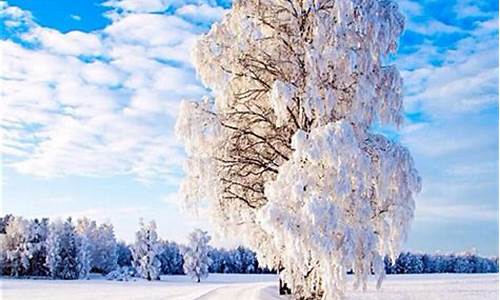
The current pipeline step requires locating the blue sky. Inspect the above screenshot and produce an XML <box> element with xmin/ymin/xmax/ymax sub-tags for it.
<box><xmin>1</xmin><ymin>0</ymin><xmax>498</xmax><ymax>254</ymax></box>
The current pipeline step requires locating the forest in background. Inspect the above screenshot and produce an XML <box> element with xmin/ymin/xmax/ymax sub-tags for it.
<box><xmin>1</xmin><ymin>214</ymin><xmax>497</xmax><ymax>280</ymax></box>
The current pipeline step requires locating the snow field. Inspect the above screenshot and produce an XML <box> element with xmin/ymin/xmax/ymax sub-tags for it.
<box><xmin>1</xmin><ymin>273</ymin><xmax>498</xmax><ymax>300</ymax></box>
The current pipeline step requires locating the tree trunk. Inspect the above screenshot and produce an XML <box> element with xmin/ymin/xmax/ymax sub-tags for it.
<box><xmin>279</xmin><ymin>278</ymin><xmax>291</xmax><ymax>295</ymax></box>
<box><xmin>278</xmin><ymin>264</ymin><xmax>291</xmax><ymax>295</ymax></box>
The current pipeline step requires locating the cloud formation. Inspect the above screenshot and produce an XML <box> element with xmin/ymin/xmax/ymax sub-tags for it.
<box><xmin>1</xmin><ymin>0</ymin><xmax>223</xmax><ymax>181</ymax></box>
<box><xmin>1</xmin><ymin>0</ymin><xmax>498</xmax><ymax>227</ymax></box>
<box><xmin>396</xmin><ymin>0</ymin><xmax>498</xmax><ymax>223</ymax></box>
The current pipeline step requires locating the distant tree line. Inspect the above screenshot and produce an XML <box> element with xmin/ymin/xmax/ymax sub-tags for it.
<box><xmin>384</xmin><ymin>251</ymin><xmax>498</xmax><ymax>274</ymax></box>
<box><xmin>1</xmin><ymin>215</ymin><xmax>497</xmax><ymax>280</ymax></box>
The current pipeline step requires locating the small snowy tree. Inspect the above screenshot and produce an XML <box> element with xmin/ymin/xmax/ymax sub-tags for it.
<box><xmin>131</xmin><ymin>219</ymin><xmax>161</xmax><ymax>281</ymax></box>
<box><xmin>176</xmin><ymin>0</ymin><xmax>421</xmax><ymax>298</ymax></box>
<box><xmin>46</xmin><ymin>218</ymin><xmax>81</xmax><ymax>279</ymax></box>
<box><xmin>182</xmin><ymin>229</ymin><xmax>211</xmax><ymax>282</ymax></box>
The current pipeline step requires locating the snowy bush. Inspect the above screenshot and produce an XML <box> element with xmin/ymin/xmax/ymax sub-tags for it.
<box><xmin>182</xmin><ymin>229</ymin><xmax>211</xmax><ymax>282</ymax></box>
<box><xmin>131</xmin><ymin>219</ymin><xmax>161</xmax><ymax>281</ymax></box>
<box><xmin>106</xmin><ymin>266</ymin><xmax>135</xmax><ymax>281</ymax></box>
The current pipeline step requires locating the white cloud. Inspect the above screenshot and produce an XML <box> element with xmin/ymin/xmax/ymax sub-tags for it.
<box><xmin>177</xmin><ymin>3</ymin><xmax>227</xmax><ymax>23</ymax></box>
<box><xmin>398</xmin><ymin>0</ymin><xmax>423</xmax><ymax>16</ymax></box>
<box><xmin>400</xmin><ymin>18</ymin><xmax>499</xmax><ymax>117</ymax></box>
<box><xmin>407</xmin><ymin>19</ymin><xmax>463</xmax><ymax>36</ymax></box>
<box><xmin>0</xmin><ymin>2</ymin><xmax>33</xmax><ymax>27</ymax></box>
<box><xmin>80</xmin><ymin>61</ymin><xmax>124</xmax><ymax>86</ymax></box>
<box><xmin>25</xmin><ymin>28</ymin><xmax>104</xmax><ymax>56</ymax></box>
<box><xmin>70</xmin><ymin>14</ymin><xmax>82</xmax><ymax>21</ymax></box>
<box><xmin>104</xmin><ymin>0</ymin><xmax>170</xmax><ymax>13</ymax></box>
<box><xmin>104</xmin><ymin>14</ymin><xmax>198</xmax><ymax>47</ymax></box>
<box><xmin>453</xmin><ymin>0</ymin><xmax>495</xmax><ymax>19</ymax></box>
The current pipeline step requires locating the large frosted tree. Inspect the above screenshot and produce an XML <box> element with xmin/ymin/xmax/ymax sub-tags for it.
<box><xmin>176</xmin><ymin>0</ymin><xmax>421</xmax><ymax>298</ymax></box>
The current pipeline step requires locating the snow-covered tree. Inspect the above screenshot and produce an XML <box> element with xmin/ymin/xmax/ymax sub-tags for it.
<box><xmin>208</xmin><ymin>247</ymin><xmax>224</xmax><ymax>273</ymax></box>
<box><xmin>75</xmin><ymin>218</ymin><xmax>117</xmax><ymax>274</ymax></box>
<box><xmin>75</xmin><ymin>217</ymin><xmax>97</xmax><ymax>278</ymax></box>
<box><xmin>46</xmin><ymin>218</ymin><xmax>81</xmax><ymax>279</ymax></box>
<box><xmin>116</xmin><ymin>241</ymin><xmax>133</xmax><ymax>267</ymax></box>
<box><xmin>394</xmin><ymin>252</ymin><xmax>423</xmax><ymax>274</ymax></box>
<box><xmin>131</xmin><ymin>219</ymin><xmax>161</xmax><ymax>281</ymax></box>
<box><xmin>94</xmin><ymin>222</ymin><xmax>118</xmax><ymax>274</ymax></box>
<box><xmin>158</xmin><ymin>240</ymin><xmax>184</xmax><ymax>275</ymax></box>
<box><xmin>182</xmin><ymin>229</ymin><xmax>211</xmax><ymax>282</ymax></box>
<box><xmin>0</xmin><ymin>214</ymin><xmax>14</xmax><ymax>234</ymax></box>
<box><xmin>0</xmin><ymin>236</ymin><xmax>7</xmax><ymax>275</ymax></box>
<box><xmin>176</xmin><ymin>0</ymin><xmax>421</xmax><ymax>298</ymax></box>
<box><xmin>2</xmin><ymin>216</ymin><xmax>31</xmax><ymax>277</ymax></box>
<box><xmin>240</xmin><ymin>247</ymin><xmax>258</xmax><ymax>273</ymax></box>
<box><xmin>78</xmin><ymin>233</ymin><xmax>92</xmax><ymax>279</ymax></box>
<box><xmin>0</xmin><ymin>214</ymin><xmax>14</xmax><ymax>275</ymax></box>
<box><xmin>27</xmin><ymin>218</ymin><xmax>49</xmax><ymax>276</ymax></box>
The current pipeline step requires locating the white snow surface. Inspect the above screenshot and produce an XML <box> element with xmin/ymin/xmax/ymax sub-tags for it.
<box><xmin>0</xmin><ymin>273</ymin><xmax>497</xmax><ymax>300</ymax></box>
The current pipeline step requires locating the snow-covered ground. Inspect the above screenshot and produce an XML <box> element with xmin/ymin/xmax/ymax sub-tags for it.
<box><xmin>0</xmin><ymin>273</ymin><xmax>498</xmax><ymax>300</ymax></box>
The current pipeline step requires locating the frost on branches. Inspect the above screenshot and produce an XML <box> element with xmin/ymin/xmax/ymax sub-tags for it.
<box><xmin>182</xmin><ymin>229</ymin><xmax>211</xmax><ymax>282</ymax></box>
<box><xmin>131</xmin><ymin>219</ymin><xmax>161</xmax><ymax>281</ymax></box>
<box><xmin>176</xmin><ymin>0</ymin><xmax>421</xmax><ymax>298</ymax></box>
